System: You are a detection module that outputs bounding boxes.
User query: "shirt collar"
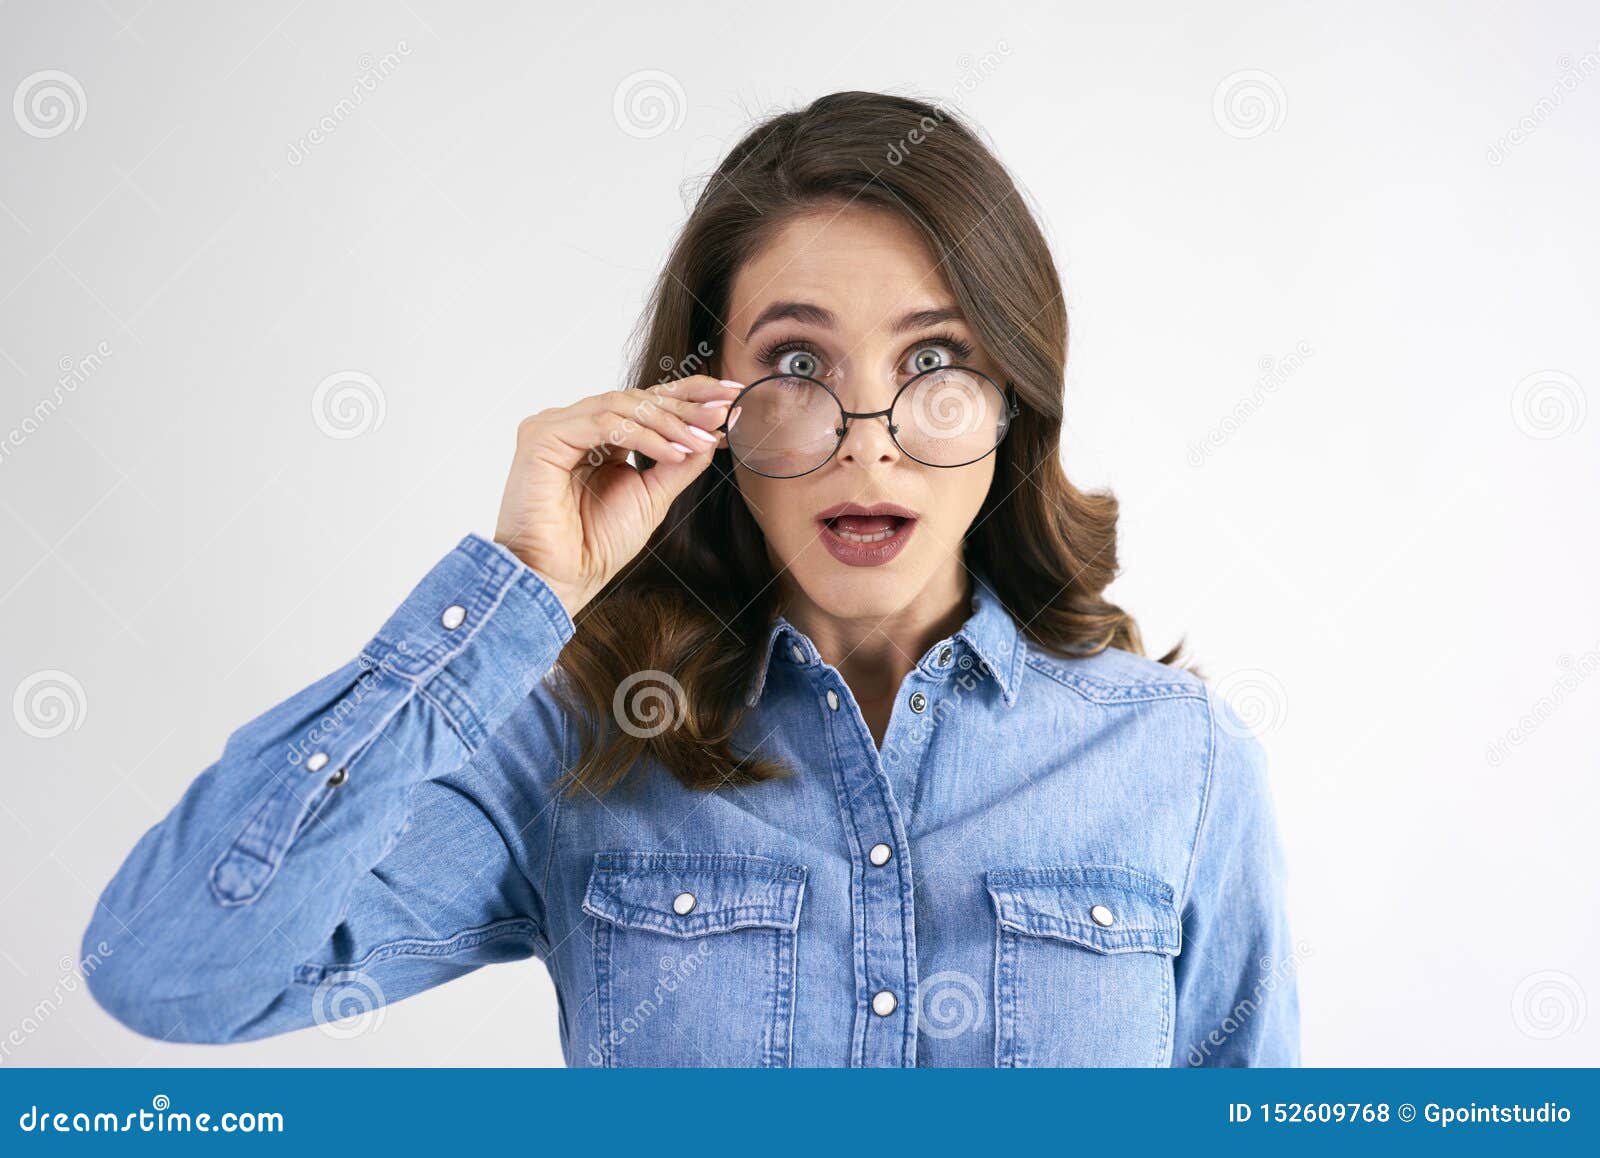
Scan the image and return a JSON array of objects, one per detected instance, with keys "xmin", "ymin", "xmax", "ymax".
[{"xmin": 742, "ymin": 567, "xmax": 1026, "ymax": 709}]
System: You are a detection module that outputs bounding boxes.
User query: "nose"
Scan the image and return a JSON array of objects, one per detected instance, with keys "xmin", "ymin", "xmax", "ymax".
[
  {"xmin": 834, "ymin": 374, "xmax": 901, "ymax": 466},
  {"xmin": 836, "ymin": 408, "xmax": 899, "ymax": 465}
]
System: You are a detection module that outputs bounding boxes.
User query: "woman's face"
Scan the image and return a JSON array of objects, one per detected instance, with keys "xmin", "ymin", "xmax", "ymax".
[{"xmin": 722, "ymin": 204, "xmax": 1003, "ymax": 619}]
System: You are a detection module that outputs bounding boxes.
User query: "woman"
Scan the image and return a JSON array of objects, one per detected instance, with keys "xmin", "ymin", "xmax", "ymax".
[{"xmin": 83, "ymin": 91, "xmax": 1298, "ymax": 1067}]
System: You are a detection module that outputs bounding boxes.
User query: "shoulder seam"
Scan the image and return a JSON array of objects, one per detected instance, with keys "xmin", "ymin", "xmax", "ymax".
[
  {"xmin": 1023, "ymin": 652, "xmax": 1207, "ymax": 704},
  {"xmin": 1177, "ymin": 690, "xmax": 1219, "ymax": 914}
]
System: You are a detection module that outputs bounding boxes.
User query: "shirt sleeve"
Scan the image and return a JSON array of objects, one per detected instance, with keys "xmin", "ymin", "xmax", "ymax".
[
  {"xmin": 81, "ymin": 533, "xmax": 576, "ymax": 1044},
  {"xmin": 1170, "ymin": 691, "xmax": 1302, "ymax": 1066}
]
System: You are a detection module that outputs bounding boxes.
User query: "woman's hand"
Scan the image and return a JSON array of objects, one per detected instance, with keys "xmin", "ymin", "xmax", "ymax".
[{"xmin": 494, "ymin": 375, "xmax": 744, "ymax": 619}]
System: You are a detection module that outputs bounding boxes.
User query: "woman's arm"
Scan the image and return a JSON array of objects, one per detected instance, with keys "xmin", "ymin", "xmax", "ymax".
[
  {"xmin": 82, "ymin": 534, "xmax": 575, "ymax": 1043},
  {"xmin": 83, "ymin": 376, "xmax": 736, "ymax": 1044},
  {"xmin": 1171, "ymin": 693, "xmax": 1302, "ymax": 1066}
]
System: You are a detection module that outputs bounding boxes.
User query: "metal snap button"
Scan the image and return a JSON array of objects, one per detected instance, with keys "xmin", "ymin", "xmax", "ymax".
[
  {"xmin": 871, "ymin": 990, "xmax": 898, "ymax": 1016},
  {"xmin": 1090, "ymin": 904, "xmax": 1115, "ymax": 928},
  {"xmin": 909, "ymin": 691, "xmax": 927, "ymax": 713},
  {"xmin": 441, "ymin": 604, "xmax": 467, "ymax": 630},
  {"xmin": 790, "ymin": 643, "xmax": 806, "ymax": 663},
  {"xmin": 826, "ymin": 689, "xmax": 839, "ymax": 711},
  {"xmin": 868, "ymin": 842, "xmax": 892, "ymax": 867},
  {"xmin": 326, "ymin": 767, "xmax": 348, "ymax": 788},
  {"xmin": 937, "ymin": 646, "xmax": 953, "ymax": 666},
  {"xmin": 672, "ymin": 892, "xmax": 697, "ymax": 915},
  {"xmin": 305, "ymin": 751, "xmax": 329, "ymax": 773}
]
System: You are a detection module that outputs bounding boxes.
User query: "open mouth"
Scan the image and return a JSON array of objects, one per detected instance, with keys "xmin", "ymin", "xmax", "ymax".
[
  {"xmin": 821, "ymin": 514, "xmax": 912, "ymax": 543},
  {"xmin": 815, "ymin": 508, "xmax": 919, "ymax": 566}
]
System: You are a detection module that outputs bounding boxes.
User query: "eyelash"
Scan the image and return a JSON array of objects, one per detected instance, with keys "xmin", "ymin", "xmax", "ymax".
[{"xmin": 754, "ymin": 332, "xmax": 977, "ymax": 373}]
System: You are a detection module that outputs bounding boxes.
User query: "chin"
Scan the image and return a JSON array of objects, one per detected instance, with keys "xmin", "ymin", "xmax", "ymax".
[{"xmin": 793, "ymin": 552, "xmax": 926, "ymax": 618}]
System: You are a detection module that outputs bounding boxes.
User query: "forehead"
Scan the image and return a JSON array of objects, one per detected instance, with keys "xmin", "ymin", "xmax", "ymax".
[{"xmin": 726, "ymin": 204, "xmax": 953, "ymax": 336}]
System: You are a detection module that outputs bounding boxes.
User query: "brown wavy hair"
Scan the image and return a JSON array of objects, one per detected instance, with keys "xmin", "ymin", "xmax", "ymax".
[{"xmin": 549, "ymin": 91, "xmax": 1181, "ymax": 798}]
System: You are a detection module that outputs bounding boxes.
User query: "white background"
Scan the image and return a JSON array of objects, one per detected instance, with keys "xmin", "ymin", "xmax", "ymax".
[{"xmin": 1, "ymin": 0, "xmax": 1596, "ymax": 1066}]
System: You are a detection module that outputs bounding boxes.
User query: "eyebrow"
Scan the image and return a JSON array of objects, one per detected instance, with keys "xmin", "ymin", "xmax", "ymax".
[
  {"xmin": 742, "ymin": 301, "xmax": 966, "ymax": 342},
  {"xmin": 744, "ymin": 301, "xmax": 835, "ymax": 341},
  {"xmin": 889, "ymin": 306, "xmax": 965, "ymax": 335}
]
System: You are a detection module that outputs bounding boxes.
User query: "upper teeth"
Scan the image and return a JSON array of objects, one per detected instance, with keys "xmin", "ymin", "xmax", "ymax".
[{"xmin": 834, "ymin": 524, "xmax": 898, "ymax": 543}]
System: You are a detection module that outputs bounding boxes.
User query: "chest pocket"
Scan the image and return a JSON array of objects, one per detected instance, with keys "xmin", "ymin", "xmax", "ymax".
[
  {"xmin": 985, "ymin": 865, "xmax": 1181, "ymax": 1067},
  {"xmin": 581, "ymin": 851, "xmax": 807, "ymax": 1067}
]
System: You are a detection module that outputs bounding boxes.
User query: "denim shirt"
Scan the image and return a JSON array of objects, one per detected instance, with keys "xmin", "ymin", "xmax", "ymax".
[{"xmin": 83, "ymin": 534, "xmax": 1299, "ymax": 1067}]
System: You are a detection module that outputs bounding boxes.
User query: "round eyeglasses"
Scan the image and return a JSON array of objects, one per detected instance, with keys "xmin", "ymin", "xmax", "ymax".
[{"xmin": 718, "ymin": 365, "xmax": 1020, "ymax": 479}]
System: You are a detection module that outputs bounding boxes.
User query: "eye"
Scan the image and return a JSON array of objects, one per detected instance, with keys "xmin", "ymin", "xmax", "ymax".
[
  {"xmin": 908, "ymin": 344, "xmax": 954, "ymax": 374},
  {"xmin": 777, "ymin": 349, "xmax": 820, "ymax": 377}
]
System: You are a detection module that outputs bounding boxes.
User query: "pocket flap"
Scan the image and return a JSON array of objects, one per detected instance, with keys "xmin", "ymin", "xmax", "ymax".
[
  {"xmin": 581, "ymin": 851, "xmax": 806, "ymax": 939},
  {"xmin": 985, "ymin": 865, "xmax": 1180, "ymax": 954}
]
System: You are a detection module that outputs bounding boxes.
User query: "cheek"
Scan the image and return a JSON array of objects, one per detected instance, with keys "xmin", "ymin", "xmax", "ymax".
[{"xmin": 923, "ymin": 462, "xmax": 995, "ymax": 535}]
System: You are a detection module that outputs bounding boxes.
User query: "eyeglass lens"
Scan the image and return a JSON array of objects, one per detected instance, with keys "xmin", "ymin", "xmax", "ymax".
[{"xmin": 726, "ymin": 369, "xmax": 1009, "ymax": 478}]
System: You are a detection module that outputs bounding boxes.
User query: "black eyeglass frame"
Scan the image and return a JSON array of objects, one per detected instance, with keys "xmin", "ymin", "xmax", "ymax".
[{"xmin": 717, "ymin": 365, "xmax": 1022, "ymax": 479}]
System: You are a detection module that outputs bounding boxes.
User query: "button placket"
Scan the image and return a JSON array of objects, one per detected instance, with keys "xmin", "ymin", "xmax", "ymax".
[{"xmin": 818, "ymin": 678, "xmax": 918, "ymax": 1066}]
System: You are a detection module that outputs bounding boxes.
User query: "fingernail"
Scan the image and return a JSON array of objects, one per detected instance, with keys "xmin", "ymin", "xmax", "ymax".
[
  {"xmin": 702, "ymin": 398, "xmax": 733, "ymax": 410},
  {"xmin": 726, "ymin": 406, "xmax": 741, "ymax": 432},
  {"xmin": 719, "ymin": 379, "xmax": 744, "ymax": 391},
  {"xmin": 687, "ymin": 425, "xmax": 718, "ymax": 443},
  {"xmin": 668, "ymin": 441, "xmax": 693, "ymax": 455}
]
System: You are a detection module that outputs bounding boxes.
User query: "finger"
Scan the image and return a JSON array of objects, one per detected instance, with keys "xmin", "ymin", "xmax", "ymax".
[
  {"xmin": 597, "ymin": 394, "xmax": 724, "ymax": 456},
  {"xmin": 624, "ymin": 388, "xmax": 735, "ymax": 438},
  {"xmin": 635, "ymin": 423, "xmax": 728, "ymax": 516},
  {"xmin": 650, "ymin": 375, "xmax": 746, "ymax": 405},
  {"xmin": 551, "ymin": 405, "xmax": 698, "ymax": 467}
]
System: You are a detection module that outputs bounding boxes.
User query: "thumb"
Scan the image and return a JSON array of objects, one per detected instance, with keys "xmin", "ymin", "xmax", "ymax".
[{"xmin": 637, "ymin": 433, "xmax": 728, "ymax": 518}]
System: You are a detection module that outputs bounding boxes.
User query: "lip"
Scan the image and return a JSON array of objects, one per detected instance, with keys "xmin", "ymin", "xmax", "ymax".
[
  {"xmin": 815, "ymin": 502, "xmax": 919, "ymax": 568},
  {"xmin": 814, "ymin": 501, "xmax": 919, "ymax": 521}
]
